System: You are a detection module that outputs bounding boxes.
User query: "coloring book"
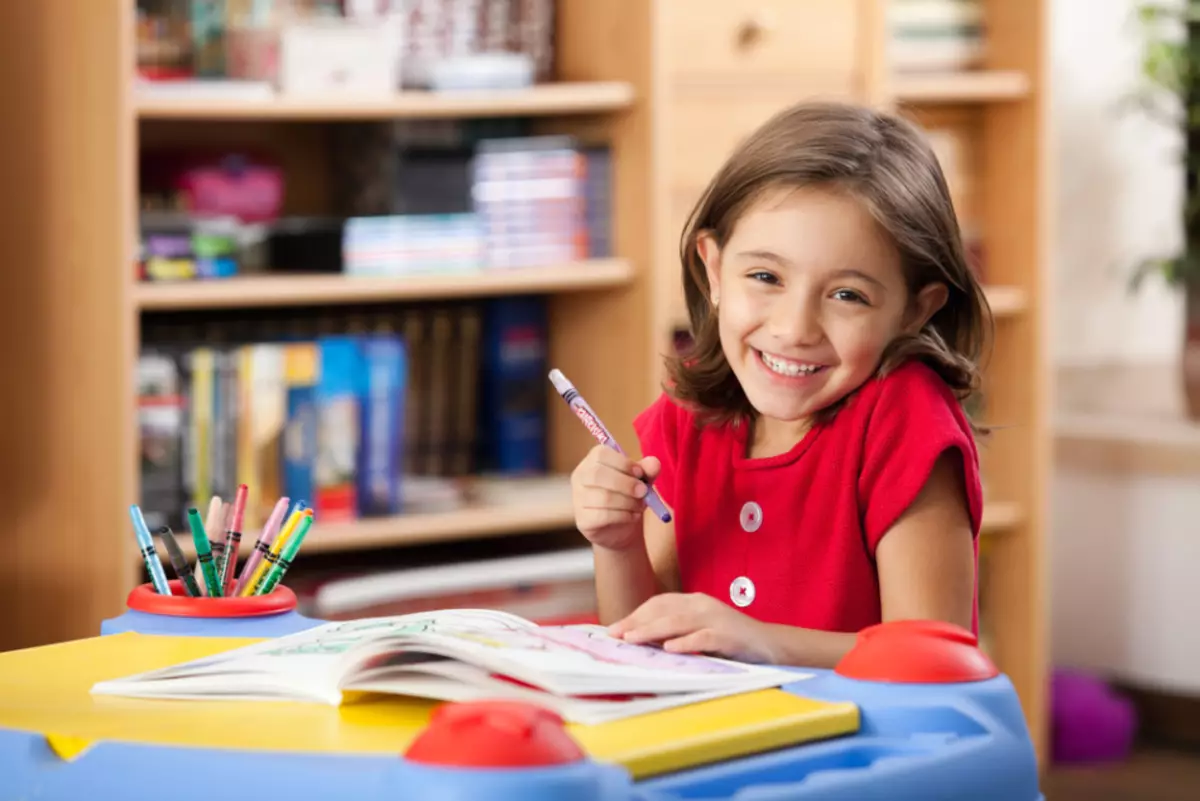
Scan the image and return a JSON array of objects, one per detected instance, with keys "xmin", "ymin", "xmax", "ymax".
[{"xmin": 91, "ymin": 609, "xmax": 806, "ymax": 724}]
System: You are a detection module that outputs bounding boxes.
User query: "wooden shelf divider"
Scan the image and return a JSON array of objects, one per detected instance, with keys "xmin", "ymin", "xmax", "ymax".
[
  {"xmin": 893, "ymin": 70, "xmax": 1030, "ymax": 104},
  {"xmin": 135, "ymin": 259, "xmax": 635, "ymax": 311},
  {"xmin": 136, "ymin": 81, "xmax": 635, "ymax": 121}
]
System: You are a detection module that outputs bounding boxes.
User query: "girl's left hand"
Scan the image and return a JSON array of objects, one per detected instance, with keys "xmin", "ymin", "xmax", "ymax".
[{"xmin": 607, "ymin": 592, "xmax": 778, "ymax": 664}]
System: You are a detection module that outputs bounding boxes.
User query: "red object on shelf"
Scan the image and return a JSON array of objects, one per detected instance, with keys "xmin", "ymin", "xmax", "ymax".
[
  {"xmin": 405, "ymin": 700, "xmax": 586, "ymax": 768},
  {"xmin": 126, "ymin": 580, "xmax": 297, "ymax": 618},
  {"xmin": 835, "ymin": 619, "xmax": 999, "ymax": 684}
]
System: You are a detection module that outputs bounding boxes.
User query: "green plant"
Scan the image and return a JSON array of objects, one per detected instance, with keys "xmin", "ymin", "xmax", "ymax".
[{"xmin": 1130, "ymin": 1, "xmax": 1200, "ymax": 289}]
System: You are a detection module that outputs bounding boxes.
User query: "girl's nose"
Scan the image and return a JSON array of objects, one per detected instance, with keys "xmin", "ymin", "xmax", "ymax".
[{"xmin": 769, "ymin": 299, "xmax": 824, "ymax": 346}]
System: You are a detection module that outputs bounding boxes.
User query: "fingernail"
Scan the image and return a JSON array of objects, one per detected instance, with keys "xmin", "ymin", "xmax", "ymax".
[
  {"xmin": 631, "ymin": 466, "xmax": 644, "ymax": 479},
  {"xmin": 633, "ymin": 483, "xmax": 647, "ymax": 498}
]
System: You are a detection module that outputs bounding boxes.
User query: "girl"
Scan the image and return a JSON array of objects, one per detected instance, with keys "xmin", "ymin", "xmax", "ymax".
[{"xmin": 570, "ymin": 101, "xmax": 990, "ymax": 668}]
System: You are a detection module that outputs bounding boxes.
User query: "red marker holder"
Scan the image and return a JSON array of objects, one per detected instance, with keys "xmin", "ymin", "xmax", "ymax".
[
  {"xmin": 126, "ymin": 580, "xmax": 297, "ymax": 618},
  {"xmin": 101, "ymin": 580, "xmax": 321, "ymax": 638}
]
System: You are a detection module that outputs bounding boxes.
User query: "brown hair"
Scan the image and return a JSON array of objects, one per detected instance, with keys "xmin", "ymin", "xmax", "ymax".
[{"xmin": 667, "ymin": 101, "xmax": 992, "ymax": 430}]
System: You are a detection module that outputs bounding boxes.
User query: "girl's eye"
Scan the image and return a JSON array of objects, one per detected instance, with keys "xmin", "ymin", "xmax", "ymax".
[
  {"xmin": 831, "ymin": 288, "xmax": 869, "ymax": 305},
  {"xmin": 748, "ymin": 271, "xmax": 780, "ymax": 285}
]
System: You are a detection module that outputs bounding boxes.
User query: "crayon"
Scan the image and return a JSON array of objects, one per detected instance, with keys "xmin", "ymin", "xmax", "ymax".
[
  {"xmin": 129, "ymin": 505, "xmax": 171, "ymax": 594},
  {"xmin": 187, "ymin": 507, "xmax": 224, "ymax": 598},
  {"xmin": 547, "ymin": 368, "xmax": 672, "ymax": 523},
  {"xmin": 233, "ymin": 496, "xmax": 292, "ymax": 597},
  {"xmin": 156, "ymin": 525, "xmax": 201, "ymax": 597},
  {"xmin": 238, "ymin": 506, "xmax": 307, "ymax": 597},
  {"xmin": 219, "ymin": 484, "xmax": 249, "ymax": 593},
  {"xmin": 255, "ymin": 512, "xmax": 314, "ymax": 595}
]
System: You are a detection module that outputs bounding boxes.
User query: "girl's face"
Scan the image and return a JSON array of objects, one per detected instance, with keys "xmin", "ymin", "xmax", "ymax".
[{"xmin": 700, "ymin": 186, "xmax": 946, "ymax": 437}]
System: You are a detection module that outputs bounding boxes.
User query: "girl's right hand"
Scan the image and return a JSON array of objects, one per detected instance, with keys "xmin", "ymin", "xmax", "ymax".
[{"xmin": 571, "ymin": 445, "xmax": 661, "ymax": 551}]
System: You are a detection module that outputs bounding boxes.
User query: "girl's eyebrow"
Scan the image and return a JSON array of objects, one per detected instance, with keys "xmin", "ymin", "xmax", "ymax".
[{"xmin": 737, "ymin": 249, "xmax": 887, "ymax": 290}]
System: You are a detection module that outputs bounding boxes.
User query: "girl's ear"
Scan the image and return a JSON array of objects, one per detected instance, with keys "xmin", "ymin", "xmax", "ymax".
[
  {"xmin": 696, "ymin": 232, "xmax": 722, "ymax": 307},
  {"xmin": 904, "ymin": 282, "xmax": 949, "ymax": 334}
]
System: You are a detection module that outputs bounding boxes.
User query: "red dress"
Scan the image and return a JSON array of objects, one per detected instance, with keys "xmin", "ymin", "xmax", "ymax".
[{"xmin": 632, "ymin": 360, "xmax": 983, "ymax": 635}]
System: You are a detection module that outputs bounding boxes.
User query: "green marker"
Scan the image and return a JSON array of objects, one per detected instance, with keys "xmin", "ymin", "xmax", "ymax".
[
  {"xmin": 157, "ymin": 525, "xmax": 201, "ymax": 597},
  {"xmin": 187, "ymin": 507, "xmax": 223, "ymax": 597},
  {"xmin": 256, "ymin": 513, "xmax": 313, "ymax": 596}
]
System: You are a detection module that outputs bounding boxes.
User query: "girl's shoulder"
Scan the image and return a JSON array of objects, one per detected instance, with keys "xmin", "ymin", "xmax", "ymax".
[{"xmin": 850, "ymin": 359, "xmax": 965, "ymax": 419}]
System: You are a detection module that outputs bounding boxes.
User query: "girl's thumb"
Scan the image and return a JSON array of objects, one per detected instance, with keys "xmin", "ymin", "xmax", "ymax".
[{"xmin": 638, "ymin": 456, "xmax": 662, "ymax": 481}]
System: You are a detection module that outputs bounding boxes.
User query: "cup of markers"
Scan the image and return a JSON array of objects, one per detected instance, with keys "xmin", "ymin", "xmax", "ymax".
[{"xmin": 128, "ymin": 485, "xmax": 316, "ymax": 611}]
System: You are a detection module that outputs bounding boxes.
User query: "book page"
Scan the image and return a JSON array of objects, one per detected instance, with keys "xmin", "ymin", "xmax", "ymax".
[{"xmin": 91, "ymin": 609, "xmax": 535, "ymax": 700}]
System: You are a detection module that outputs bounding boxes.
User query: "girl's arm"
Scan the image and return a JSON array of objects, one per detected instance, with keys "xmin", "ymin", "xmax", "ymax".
[
  {"xmin": 594, "ymin": 512, "xmax": 679, "ymax": 624},
  {"xmin": 759, "ymin": 450, "xmax": 975, "ymax": 666}
]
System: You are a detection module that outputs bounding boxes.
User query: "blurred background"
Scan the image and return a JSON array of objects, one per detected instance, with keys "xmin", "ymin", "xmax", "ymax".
[{"xmin": 0, "ymin": 0, "xmax": 1196, "ymax": 796}]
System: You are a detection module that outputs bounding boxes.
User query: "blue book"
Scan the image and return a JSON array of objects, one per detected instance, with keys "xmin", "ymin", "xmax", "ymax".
[
  {"xmin": 477, "ymin": 297, "xmax": 548, "ymax": 474},
  {"xmin": 357, "ymin": 333, "xmax": 407, "ymax": 517}
]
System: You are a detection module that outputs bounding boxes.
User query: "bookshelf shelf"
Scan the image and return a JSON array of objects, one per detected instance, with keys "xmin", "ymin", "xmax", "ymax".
[
  {"xmin": 165, "ymin": 475, "xmax": 578, "ymax": 563},
  {"xmin": 893, "ymin": 70, "xmax": 1030, "ymax": 104},
  {"xmin": 981, "ymin": 501, "xmax": 1023, "ymax": 534},
  {"xmin": 985, "ymin": 285, "xmax": 1028, "ymax": 317},
  {"xmin": 134, "ymin": 259, "xmax": 635, "ymax": 311},
  {"xmin": 135, "ymin": 82, "xmax": 636, "ymax": 121}
]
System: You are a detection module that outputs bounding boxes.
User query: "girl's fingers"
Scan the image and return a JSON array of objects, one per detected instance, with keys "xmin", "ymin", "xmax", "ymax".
[
  {"xmin": 582, "ymin": 487, "xmax": 644, "ymax": 513},
  {"xmin": 585, "ymin": 461, "xmax": 648, "ymax": 499},
  {"xmin": 578, "ymin": 508, "xmax": 641, "ymax": 531},
  {"xmin": 662, "ymin": 629, "xmax": 715, "ymax": 656}
]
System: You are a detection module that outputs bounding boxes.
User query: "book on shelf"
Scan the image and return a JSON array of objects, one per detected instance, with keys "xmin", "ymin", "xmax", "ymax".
[
  {"xmin": 137, "ymin": 296, "xmax": 550, "ymax": 533},
  {"xmin": 90, "ymin": 609, "xmax": 802, "ymax": 725}
]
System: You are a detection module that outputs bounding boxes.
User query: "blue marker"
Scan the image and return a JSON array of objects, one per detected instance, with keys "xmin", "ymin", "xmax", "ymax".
[{"xmin": 130, "ymin": 505, "xmax": 171, "ymax": 594}]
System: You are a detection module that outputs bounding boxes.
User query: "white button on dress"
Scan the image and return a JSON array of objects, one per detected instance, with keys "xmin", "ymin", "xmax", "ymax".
[
  {"xmin": 730, "ymin": 576, "xmax": 756, "ymax": 607},
  {"xmin": 739, "ymin": 501, "xmax": 763, "ymax": 533}
]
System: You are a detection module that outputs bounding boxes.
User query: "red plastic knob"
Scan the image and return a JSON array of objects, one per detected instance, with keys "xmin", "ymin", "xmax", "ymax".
[
  {"xmin": 835, "ymin": 619, "xmax": 999, "ymax": 684},
  {"xmin": 405, "ymin": 700, "xmax": 586, "ymax": 768}
]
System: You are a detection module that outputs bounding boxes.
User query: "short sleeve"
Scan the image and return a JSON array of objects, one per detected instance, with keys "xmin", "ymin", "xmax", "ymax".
[
  {"xmin": 857, "ymin": 362, "xmax": 984, "ymax": 555},
  {"xmin": 632, "ymin": 392, "xmax": 684, "ymax": 509}
]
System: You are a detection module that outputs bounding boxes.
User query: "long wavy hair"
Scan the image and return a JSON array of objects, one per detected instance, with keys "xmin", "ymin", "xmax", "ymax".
[{"xmin": 666, "ymin": 101, "xmax": 992, "ymax": 431}]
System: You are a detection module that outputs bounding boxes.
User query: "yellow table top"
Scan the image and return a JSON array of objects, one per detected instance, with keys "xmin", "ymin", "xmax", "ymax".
[{"xmin": 0, "ymin": 633, "xmax": 859, "ymax": 779}]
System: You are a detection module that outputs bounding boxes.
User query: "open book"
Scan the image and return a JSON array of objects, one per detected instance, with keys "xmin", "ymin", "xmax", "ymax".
[{"xmin": 91, "ymin": 609, "xmax": 807, "ymax": 724}]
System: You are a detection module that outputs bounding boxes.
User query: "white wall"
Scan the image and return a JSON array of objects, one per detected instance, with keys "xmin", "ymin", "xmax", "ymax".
[
  {"xmin": 1051, "ymin": 0, "xmax": 1182, "ymax": 367},
  {"xmin": 1049, "ymin": 0, "xmax": 1199, "ymax": 694}
]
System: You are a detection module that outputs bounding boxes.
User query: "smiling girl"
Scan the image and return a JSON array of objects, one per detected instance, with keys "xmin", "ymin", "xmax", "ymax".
[{"xmin": 569, "ymin": 101, "xmax": 990, "ymax": 668}]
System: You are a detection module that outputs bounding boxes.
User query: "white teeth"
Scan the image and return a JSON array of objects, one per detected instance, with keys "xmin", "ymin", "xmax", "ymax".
[{"xmin": 760, "ymin": 351, "xmax": 823, "ymax": 377}]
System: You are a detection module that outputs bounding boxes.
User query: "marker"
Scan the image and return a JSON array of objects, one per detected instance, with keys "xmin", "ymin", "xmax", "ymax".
[
  {"xmin": 548, "ymin": 368, "xmax": 672, "ymax": 523},
  {"xmin": 255, "ymin": 513, "xmax": 314, "ymax": 595},
  {"xmin": 238, "ymin": 506, "xmax": 307, "ymax": 597},
  {"xmin": 187, "ymin": 507, "xmax": 224, "ymax": 598},
  {"xmin": 219, "ymin": 484, "xmax": 249, "ymax": 593},
  {"xmin": 156, "ymin": 525, "xmax": 201, "ymax": 597},
  {"xmin": 209, "ymin": 500, "xmax": 231, "ymax": 590},
  {"xmin": 129, "ymin": 505, "xmax": 171, "ymax": 594},
  {"xmin": 193, "ymin": 496, "xmax": 224, "ymax": 596},
  {"xmin": 233, "ymin": 496, "xmax": 292, "ymax": 597}
]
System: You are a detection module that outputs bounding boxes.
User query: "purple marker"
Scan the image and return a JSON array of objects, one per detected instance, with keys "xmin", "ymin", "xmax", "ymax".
[{"xmin": 548, "ymin": 368, "xmax": 672, "ymax": 523}]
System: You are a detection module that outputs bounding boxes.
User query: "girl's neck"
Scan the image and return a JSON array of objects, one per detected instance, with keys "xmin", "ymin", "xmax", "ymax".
[{"xmin": 746, "ymin": 414, "xmax": 813, "ymax": 459}]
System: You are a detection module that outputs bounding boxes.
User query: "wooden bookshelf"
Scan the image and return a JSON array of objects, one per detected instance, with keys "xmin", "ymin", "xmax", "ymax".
[
  {"xmin": 893, "ymin": 69, "xmax": 1031, "ymax": 104},
  {"xmin": 165, "ymin": 475, "xmax": 577, "ymax": 562},
  {"xmin": 984, "ymin": 285, "xmax": 1029, "ymax": 317},
  {"xmin": 136, "ymin": 81, "xmax": 635, "ymax": 121},
  {"xmin": 135, "ymin": 259, "xmax": 634, "ymax": 311},
  {"xmin": 1, "ymin": 0, "xmax": 1049, "ymax": 767}
]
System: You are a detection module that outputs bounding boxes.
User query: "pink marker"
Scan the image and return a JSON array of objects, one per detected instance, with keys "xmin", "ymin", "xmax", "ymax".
[
  {"xmin": 220, "ymin": 484, "xmax": 249, "ymax": 593},
  {"xmin": 233, "ymin": 497, "xmax": 292, "ymax": 597},
  {"xmin": 548, "ymin": 368, "xmax": 672, "ymax": 523}
]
